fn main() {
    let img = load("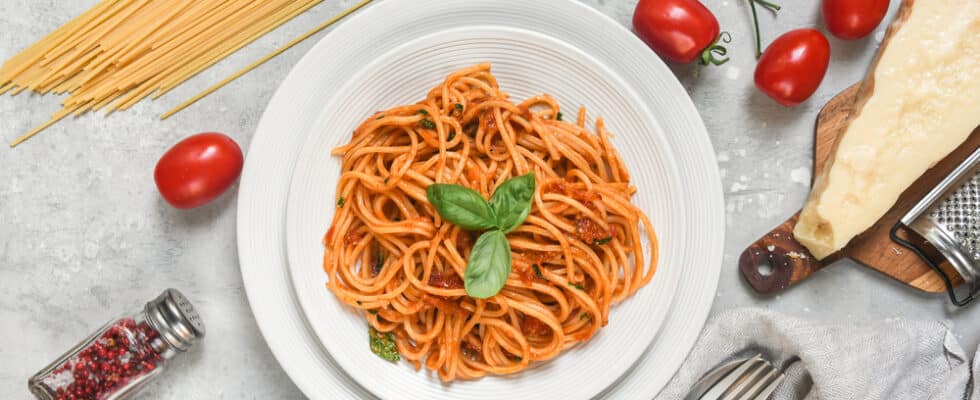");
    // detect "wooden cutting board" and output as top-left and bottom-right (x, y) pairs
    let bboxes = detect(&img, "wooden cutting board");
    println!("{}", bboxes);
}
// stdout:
(738, 84), (980, 294)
